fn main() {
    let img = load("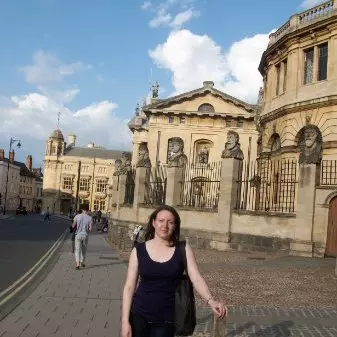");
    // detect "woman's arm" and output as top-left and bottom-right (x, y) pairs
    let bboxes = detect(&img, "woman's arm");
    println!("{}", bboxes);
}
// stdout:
(121, 248), (139, 324)
(185, 243), (227, 319)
